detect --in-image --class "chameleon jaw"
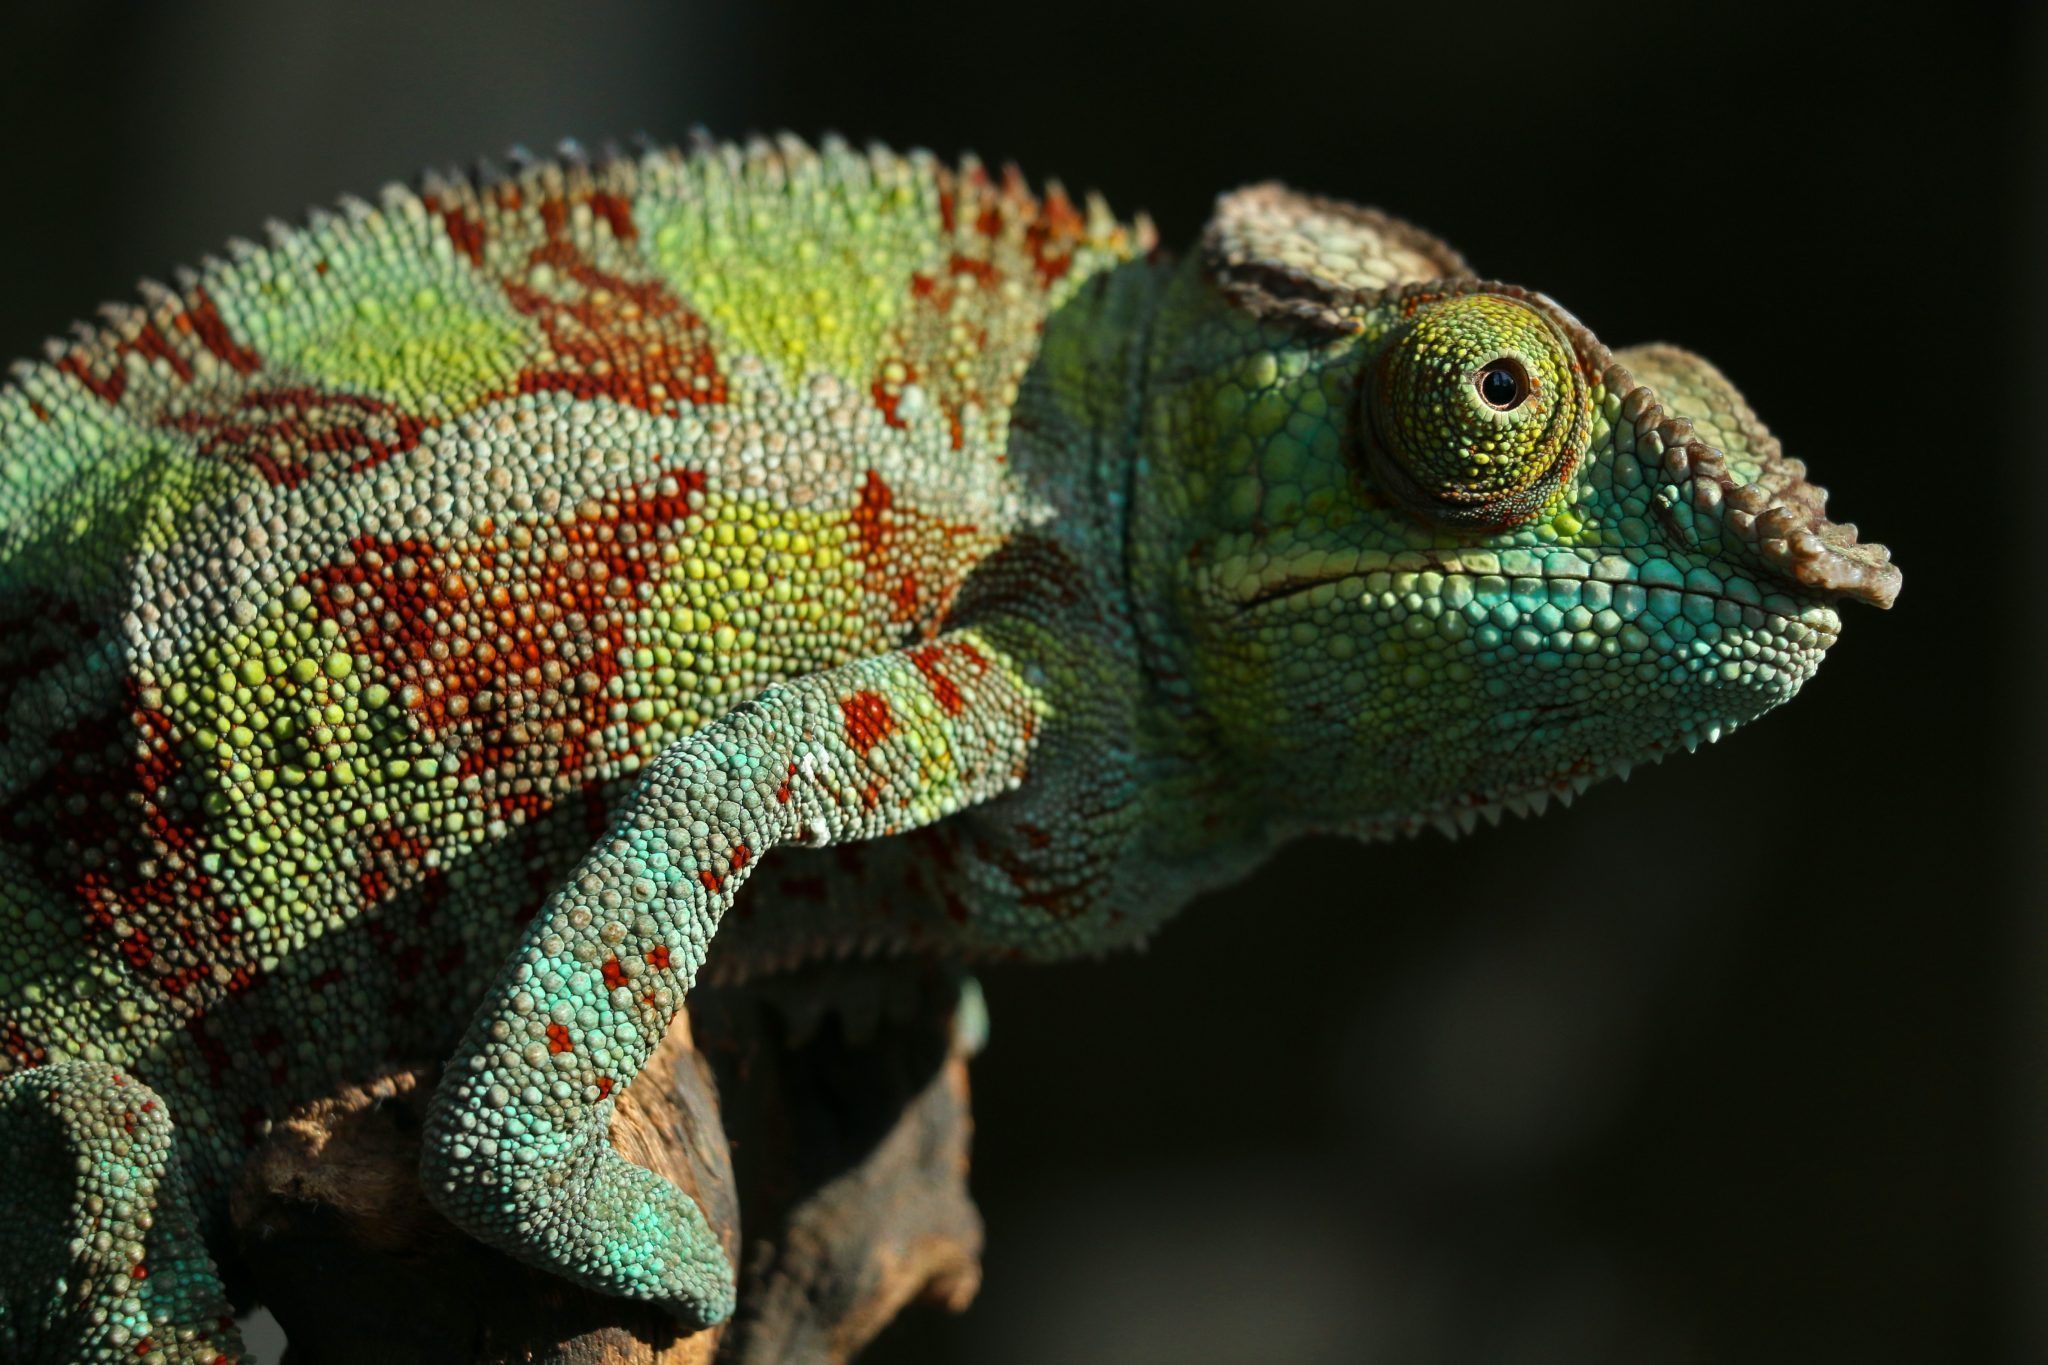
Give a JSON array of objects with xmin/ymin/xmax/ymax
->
[{"xmin": 1328, "ymin": 718, "xmax": 1746, "ymax": 844}]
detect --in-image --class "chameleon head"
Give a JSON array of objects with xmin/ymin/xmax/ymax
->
[{"xmin": 1137, "ymin": 185, "xmax": 1900, "ymax": 839}]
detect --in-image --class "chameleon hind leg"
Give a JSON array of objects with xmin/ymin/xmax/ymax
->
[
  {"xmin": 420, "ymin": 629, "xmax": 1044, "ymax": 1325},
  {"xmin": 0, "ymin": 1061, "xmax": 245, "ymax": 1364}
]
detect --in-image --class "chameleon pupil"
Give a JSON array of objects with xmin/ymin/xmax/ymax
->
[{"xmin": 1478, "ymin": 362, "xmax": 1524, "ymax": 410}]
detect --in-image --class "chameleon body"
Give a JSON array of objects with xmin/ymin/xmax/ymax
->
[{"xmin": 0, "ymin": 136, "xmax": 1897, "ymax": 1361}]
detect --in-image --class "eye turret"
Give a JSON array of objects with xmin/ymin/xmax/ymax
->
[{"xmin": 1364, "ymin": 293, "xmax": 1591, "ymax": 529}]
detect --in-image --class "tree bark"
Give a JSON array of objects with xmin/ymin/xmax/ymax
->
[{"xmin": 230, "ymin": 964, "xmax": 983, "ymax": 1363}]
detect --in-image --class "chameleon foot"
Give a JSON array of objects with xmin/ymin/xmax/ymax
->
[
  {"xmin": 0, "ymin": 1061, "xmax": 244, "ymax": 1364},
  {"xmin": 420, "ymin": 1084, "xmax": 737, "ymax": 1326}
]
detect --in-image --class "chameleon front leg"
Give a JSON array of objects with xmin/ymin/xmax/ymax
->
[
  {"xmin": 420, "ymin": 628, "xmax": 1043, "ymax": 1325},
  {"xmin": 0, "ymin": 1061, "xmax": 244, "ymax": 1364}
]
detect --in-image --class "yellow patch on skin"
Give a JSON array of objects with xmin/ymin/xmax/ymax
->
[
  {"xmin": 640, "ymin": 177, "xmax": 935, "ymax": 387},
  {"xmin": 293, "ymin": 296, "xmax": 534, "ymax": 407},
  {"xmin": 160, "ymin": 597, "xmax": 450, "ymax": 903}
]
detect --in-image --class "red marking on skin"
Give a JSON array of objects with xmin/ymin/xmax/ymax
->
[
  {"xmin": 974, "ymin": 833, "xmax": 1090, "ymax": 919},
  {"xmin": 166, "ymin": 387, "xmax": 427, "ymax": 489},
  {"xmin": 839, "ymin": 690, "xmax": 895, "ymax": 756},
  {"xmin": 882, "ymin": 168, "xmax": 1095, "ymax": 462},
  {"xmin": 1024, "ymin": 184, "xmax": 1087, "ymax": 287},
  {"xmin": 127, "ymin": 322, "xmax": 188, "ymax": 382},
  {"xmin": 59, "ymin": 284, "xmax": 262, "ymax": 406},
  {"xmin": 58, "ymin": 327, "xmax": 170, "ymax": 404},
  {"xmin": 421, "ymin": 192, "xmax": 484, "ymax": 265},
  {"xmin": 602, "ymin": 956, "xmax": 627, "ymax": 990},
  {"xmin": 2, "ymin": 1021, "xmax": 47, "ymax": 1069},
  {"xmin": 907, "ymin": 643, "xmax": 966, "ymax": 716},
  {"xmin": 776, "ymin": 761, "xmax": 796, "ymax": 804},
  {"xmin": 859, "ymin": 779, "xmax": 884, "ymax": 811},
  {"xmin": 357, "ymin": 825, "xmax": 433, "ymax": 908},
  {"xmin": 844, "ymin": 469, "xmax": 988, "ymax": 624},
  {"xmin": 547, "ymin": 1022, "xmax": 573, "ymax": 1054},
  {"xmin": 698, "ymin": 868, "xmax": 723, "ymax": 893},
  {"xmin": 852, "ymin": 469, "xmax": 892, "ymax": 563},
  {"xmin": 596, "ymin": 1076, "xmax": 614, "ymax": 1099},
  {"xmin": 33, "ymin": 695, "xmax": 237, "ymax": 998},
  {"xmin": 504, "ymin": 191, "xmax": 724, "ymax": 412},
  {"xmin": 730, "ymin": 842, "xmax": 749, "ymax": 870},
  {"xmin": 587, "ymin": 191, "xmax": 637, "ymax": 242},
  {"xmin": 131, "ymin": 1262, "xmax": 147, "ymax": 1281},
  {"xmin": 646, "ymin": 944, "xmax": 671, "ymax": 970},
  {"xmin": 179, "ymin": 287, "xmax": 262, "ymax": 373},
  {"xmin": 27, "ymin": 400, "xmax": 47, "ymax": 421},
  {"xmin": 870, "ymin": 361, "xmax": 917, "ymax": 429},
  {"xmin": 304, "ymin": 467, "xmax": 706, "ymax": 805},
  {"xmin": 947, "ymin": 253, "xmax": 999, "ymax": 285},
  {"xmin": 889, "ymin": 571, "xmax": 921, "ymax": 618}
]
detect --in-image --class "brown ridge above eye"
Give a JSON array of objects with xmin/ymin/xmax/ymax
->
[{"xmin": 1476, "ymin": 359, "xmax": 1526, "ymax": 410}]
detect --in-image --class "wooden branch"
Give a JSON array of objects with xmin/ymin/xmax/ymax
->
[
  {"xmin": 695, "ymin": 967, "xmax": 983, "ymax": 1364},
  {"xmin": 229, "ymin": 964, "xmax": 982, "ymax": 1363}
]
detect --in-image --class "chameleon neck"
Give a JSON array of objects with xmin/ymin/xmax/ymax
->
[
  {"xmin": 1124, "ymin": 257, "xmax": 1364, "ymax": 874},
  {"xmin": 1004, "ymin": 252, "xmax": 1289, "ymax": 921}
]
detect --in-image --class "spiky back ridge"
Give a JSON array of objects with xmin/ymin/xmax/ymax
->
[{"xmin": 0, "ymin": 133, "xmax": 1149, "ymax": 560}]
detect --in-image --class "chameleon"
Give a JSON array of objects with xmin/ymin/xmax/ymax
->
[{"xmin": 0, "ymin": 133, "xmax": 1899, "ymax": 1362}]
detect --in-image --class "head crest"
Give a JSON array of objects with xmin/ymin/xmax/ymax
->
[{"xmin": 1201, "ymin": 183, "xmax": 1473, "ymax": 335}]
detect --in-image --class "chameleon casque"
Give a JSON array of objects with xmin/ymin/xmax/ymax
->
[{"xmin": 0, "ymin": 134, "xmax": 1899, "ymax": 1361}]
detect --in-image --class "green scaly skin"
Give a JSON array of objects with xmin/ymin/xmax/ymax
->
[{"xmin": 0, "ymin": 138, "xmax": 1897, "ymax": 1361}]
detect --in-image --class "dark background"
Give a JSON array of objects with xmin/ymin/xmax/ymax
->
[{"xmin": 0, "ymin": 4, "xmax": 2023, "ymax": 1361}]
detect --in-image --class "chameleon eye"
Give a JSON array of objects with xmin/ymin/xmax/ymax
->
[
  {"xmin": 1476, "ymin": 359, "xmax": 1526, "ymax": 410},
  {"xmin": 1364, "ymin": 293, "xmax": 1592, "ymax": 530}
]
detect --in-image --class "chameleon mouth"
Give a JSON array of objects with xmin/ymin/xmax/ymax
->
[{"xmin": 1230, "ymin": 555, "xmax": 1844, "ymax": 648}]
